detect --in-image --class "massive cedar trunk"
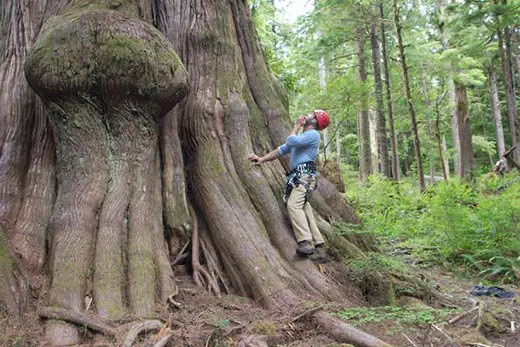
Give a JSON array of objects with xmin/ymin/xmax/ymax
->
[{"xmin": 0, "ymin": 0, "xmax": 374, "ymax": 345}]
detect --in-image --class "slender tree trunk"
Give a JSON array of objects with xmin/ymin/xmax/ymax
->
[
  {"xmin": 356, "ymin": 28, "xmax": 372, "ymax": 180},
  {"xmin": 369, "ymin": 109, "xmax": 379, "ymax": 171},
  {"xmin": 319, "ymin": 56, "xmax": 331, "ymax": 159},
  {"xmin": 453, "ymin": 82, "xmax": 474, "ymax": 178},
  {"xmin": 434, "ymin": 96, "xmax": 448, "ymax": 180},
  {"xmin": 379, "ymin": 0, "xmax": 400, "ymax": 180},
  {"xmin": 439, "ymin": 0, "xmax": 457, "ymax": 178},
  {"xmin": 336, "ymin": 120, "xmax": 342, "ymax": 166},
  {"xmin": 497, "ymin": 25, "xmax": 519, "ymax": 162},
  {"xmin": 442, "ymin": 136, "xmax": 450, "ymax": 178},
  {"xmin": 392, "ymin": 0, "xmax": 425, "ymax": 191},
  {"xmin": 421, "ymin": 67, "xmax": 435, "ymax": 183},
  {"xmin": 488, "ymin": 61, "xmax": 506, "ymax": 160},
  {"xmin": 370, "ymin": 23, "xmax": 390, "ymax": 178}
]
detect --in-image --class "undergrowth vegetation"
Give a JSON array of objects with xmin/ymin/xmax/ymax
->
[
  {"xmin": 337, "ymin": 306, "xmax": 457, "ymax": 329},
  {"xmin": 344, "ymin": 171, "xmax": 520, "ymax": 284}
]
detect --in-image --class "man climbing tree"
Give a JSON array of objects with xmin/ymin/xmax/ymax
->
[{"xmin": 248, "ymin": 110, "xmax": 330, "ymax": 259}]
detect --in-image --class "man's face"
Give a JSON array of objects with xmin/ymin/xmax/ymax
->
[{"xmin": 304, "ymin": 113, "xmax": 316, "ymax": 126}]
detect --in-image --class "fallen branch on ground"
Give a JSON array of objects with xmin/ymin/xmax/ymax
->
[
  {"xmin": 291, "ymin": 306, "xmax": 323, "ymax": 322},
  {"xmin": 432, "ymin": 323, "xmax": 453, "ymax": 342},
  {"xmin": 448, "ymin": 306, "xmax": 479, "ymax": 325},
  {"xmin": 401, "ymin": 333, "xmax": 418, "ymax": 347},
  {"xmin": 315, "ymin": 311, "xmax": 394, "ymax": 347}
]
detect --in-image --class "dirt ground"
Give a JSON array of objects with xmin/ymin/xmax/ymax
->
[{"xmin": 1, "ymin": 257, "xmax": 519, "ymax": 347}]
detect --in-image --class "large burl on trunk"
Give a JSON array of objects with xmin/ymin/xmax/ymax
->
[{"xmin": 0, "ymin": 1, "xmax": 385, "ymax": 346}]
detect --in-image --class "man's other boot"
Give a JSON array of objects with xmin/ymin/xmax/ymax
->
[
  {"xmin": 296, "ymin": 240, "xmax": 315, "ymax": 255},
  {"xmin": 310, "ymin": 243, "xmax": 330, "ymax": 263}
]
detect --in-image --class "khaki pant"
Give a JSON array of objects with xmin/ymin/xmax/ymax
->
[{"xmin": 287, "ymin": 174, "xmax": 325, "ymax": 244}]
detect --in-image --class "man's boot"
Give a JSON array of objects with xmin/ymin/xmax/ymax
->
[
  {"xmin": 309, "ymin": 243, "xmax": 330, "ymax": 263},
  {"xmin": 296, "ymin": 240, "xmax": 315, "ymax": 255}
]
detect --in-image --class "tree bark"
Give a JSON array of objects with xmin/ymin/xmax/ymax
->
[
  {"xmin": 497, "ymin": 25, "xmax": 519, "ymax": 162},
  {"xmin": 356, "ymin": 27, "xmax": 373, "ymax": 180},
  {"xmin": 336, "ymin": 119, "xmax": 342, "ymax": 166},
  {"xmin": 488, "ymin": 61, "xmax": 506, "ymax": 160},
  {"xmin": 434, "ymin": 98, "xmax": 448, "ymax": 180},
  {"xmin": 0, "ymin": 1, "xmax": 383, "ymax": 345},
  {"xmin": 379, "ymin": 0, "xmax": 399, "ymax": 180},
  {"xmin": 370, "ymin": 23, "xmax": 390, "ymax": 178},
  {"xmin": 421, "ymin": 67, "xmax": 435, "ymax": 183},
  {"xmin": 453, "ymin": 82, "xmax": 474, "ymax": 178},
  {"xmin": 319, "ymin": 56, "xmax": 332, "ymax": 159},
  {"xmin": 392, "ymin": 0, "xmax": 425, "ymax": 191}
]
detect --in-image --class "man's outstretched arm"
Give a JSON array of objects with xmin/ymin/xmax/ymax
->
[{"xmin": 248, "ymin": 148, "xmax": 281, "ymax": 165}]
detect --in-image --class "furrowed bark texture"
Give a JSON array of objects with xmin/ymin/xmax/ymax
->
[
  {"xmin": 356, "ymin": 28, "xmax": 373, "ymax": 180},
  {"xmin": 370, "ymin": 23, "xmax": 390, "ymax": 178},
  {"xmin": 453, "ymin": 82, "xmax": 473, "ymax": 178},
  {"xmin": 0, "ymin": 0, "xmax": 377, "ymax": 345},
  {"xmin": 22, "ymin": 2, "xmax": 188, "ymax": 344}
]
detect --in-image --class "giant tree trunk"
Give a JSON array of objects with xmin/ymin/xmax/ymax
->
[
  {"xmin": 0, "ymin": 0, "xmax": 377, "ymax": 345},
  {"xmin": 370, "ymin": 23, "xmax": 390, "ymax": 178},
  {"xmin": 356, "ymin": 28, "xmax": 373, "ymax": 180},
  {"xmin": 392, "ymin": 0, "xmax": 425, "ymax": 191}
]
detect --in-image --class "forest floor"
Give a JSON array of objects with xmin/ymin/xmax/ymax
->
[{"xmin": 1, "ymin": 247, "xmax": 519, "ymax": 347}]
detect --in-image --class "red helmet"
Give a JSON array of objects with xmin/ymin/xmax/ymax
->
[{"xmin": 313, "ymin": 110, "xmax": 330, "ymax": 130}]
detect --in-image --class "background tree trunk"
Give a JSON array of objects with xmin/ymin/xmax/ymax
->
[
  {"xmin": 488, "ymin": 62, "xmax": 506, "ymax": 160},
  {"xmin": 497, "ymin": 26, "xmax": 519, "ymax": 162},
  {"xmin": 370, "ymin": 23, "xmax": 390, "ymax": 178},
  {"xmin": 393, "ymin": 0, "xmax": 425, "ymax": 191},
  {"xmin": 319, "ymin": 56, "xmax": 332, "ymax": 159},
  {"xmin": 453, "ymin": 82, "xmax": 474, "ymax": 178},
  {"xmin": 356, "ymin": 27, "xmax": 373, "ymax": 180},
  {"xmin": 379, "ymin": 1, "xmax": 400, "ymax": 180},
  {"xmin": 0, "ymin": 0, "xmax": 372, "ymax": 345}
]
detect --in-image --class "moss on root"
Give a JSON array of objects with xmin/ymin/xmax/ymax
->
[{"xmin": 0, "ymin": 233, "xmax": 12, "ymax": 269}]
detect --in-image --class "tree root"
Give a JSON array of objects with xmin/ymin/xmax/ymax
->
[
  {"xmin": 154, "ymin": 333, "xmax": 173, "ymax": 347},
  {"xmin": 39, "ymin": 307, "xmax": 168, "ymax": 346},
  {"xmin": 314, "ymin": 311, "xmax": 394, "ymax": 347},
  {"xmin": 39, "ymin": 307, "xmax": 117, "ymax": 336},
  {"xmin": 119, "ymin": 320, "xmax": 163, "ymax": 347},
  {"xmin": 188, "ymin": 203, "xmax": 227, "ymax": 296}
]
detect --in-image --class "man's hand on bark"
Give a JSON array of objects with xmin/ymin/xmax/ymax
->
[{"xmin": 248, "ymin": 153, "xmax": 263, "ymax": 165}]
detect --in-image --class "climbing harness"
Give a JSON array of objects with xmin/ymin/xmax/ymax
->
[{"xmin": 283, "ymin": 161, "xmax": 318, "ymax": 204}]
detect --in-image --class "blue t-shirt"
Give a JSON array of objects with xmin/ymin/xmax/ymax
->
[{"xmin": 278, "ymin": 130, "xmax": 320, "ymax": 170}]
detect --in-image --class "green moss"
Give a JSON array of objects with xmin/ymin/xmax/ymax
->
[
  {"xmin": 247, "ymin": 320, "xmax": 277, "ymax": 336},
  {"xmin": 25, "ymin": 8, "xmax": 187, "ymax": 105},
  {"xmin": 0, "ymin": 232, "xmax": 13, "ymax": 269}
]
